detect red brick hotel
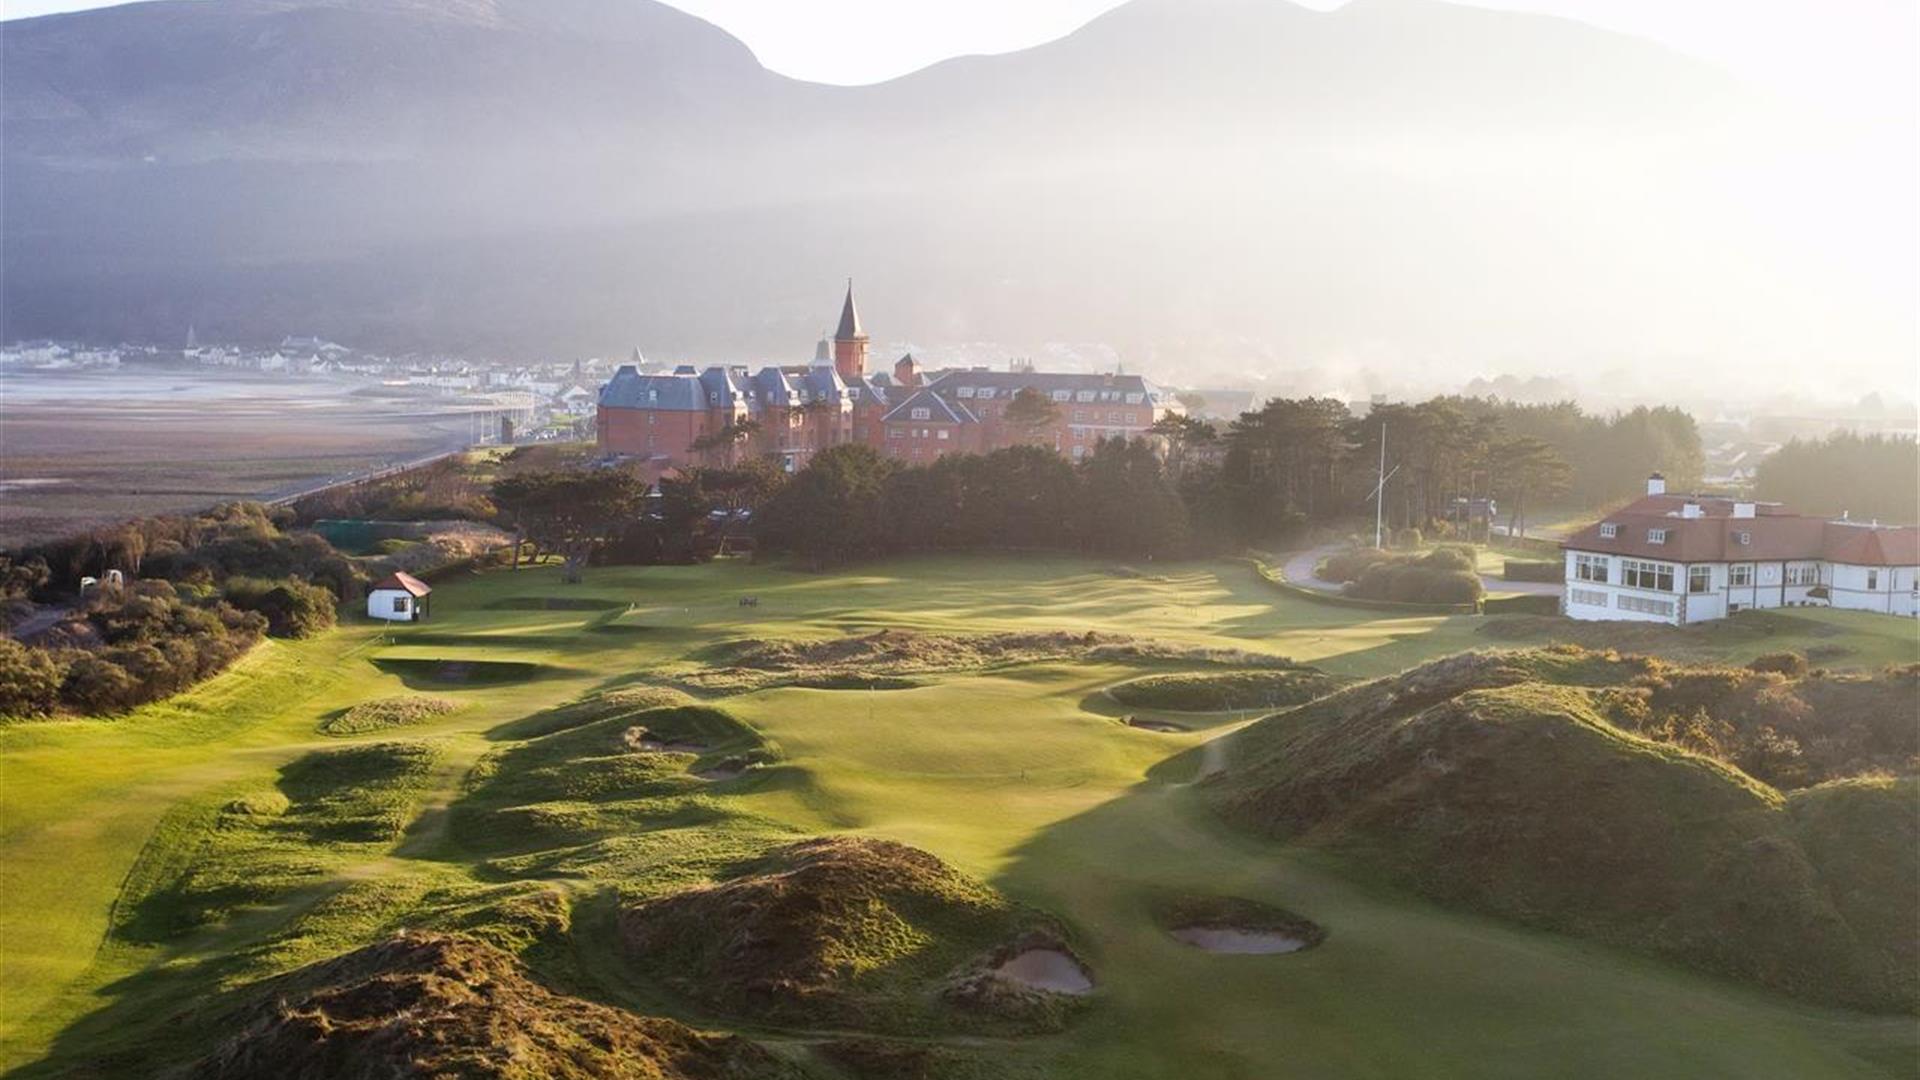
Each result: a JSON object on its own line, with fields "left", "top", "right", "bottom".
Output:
{"left": 597, "top": 283, "right": 1181, "bottom": 473}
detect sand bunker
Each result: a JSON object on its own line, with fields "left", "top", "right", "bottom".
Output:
{"left": 1170, "top": 927, "right": 1313, "bottom": 954}
{"left": 622, "top": 726, "right": 707, "bottom": 755}
{"left": 1126, "top": 717, "right": 1189, "bottom": 733}
{"left": 993, "top": 949, "right": 1093, "bottom": 995}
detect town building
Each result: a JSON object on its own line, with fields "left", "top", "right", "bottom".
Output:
{"left": 1560, "top": 474, "right": 1919, "bottom": 624}
{"left": 596, "top": 283, "right": 1182, "bottom": 473}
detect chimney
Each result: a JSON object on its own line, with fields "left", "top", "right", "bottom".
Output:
{"left": 1646, "top": 472, "right": 1666, "bottom": 496}
{"left": 1732, "top": 502, "right": 1755, "bottom": 519}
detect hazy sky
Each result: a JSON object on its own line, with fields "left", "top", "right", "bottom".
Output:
{"left": 3, "top": 0, "right": 1913, "bottom": 119}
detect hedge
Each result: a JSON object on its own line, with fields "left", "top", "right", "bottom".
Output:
{"left": 1502, "top": 559, "right": 1563, "bottom": 583}
{"left": 1483, "top": 593, "right": 1561, "bottom": 615}
{"left": 1248, "top": 558, "right": 1481, "bottom": 616}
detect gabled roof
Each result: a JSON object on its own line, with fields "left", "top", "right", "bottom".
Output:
{"left": 372, "top": 571, "right": 431, "bottom": 597}
{"left": 599, "top": 366, "right": 705, "bottom": 410}
{"left": 924, "top": 369, "right": 1170, "bottom": 405}
{"left": 1824, "top": 522, "right": 1920, "bottom": 566}
{"left": 1564, "top": 501, "right": 1919, "bottom": 566}
{"left": 835, "top": 281, "right": 865, "bottom": 340}
{"left": 882, "top": 387, "right": 977, "bottom": 425}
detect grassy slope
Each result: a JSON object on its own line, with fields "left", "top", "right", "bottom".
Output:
{"left": 2, "top": 554, "right": 1915, "bottom": 1078}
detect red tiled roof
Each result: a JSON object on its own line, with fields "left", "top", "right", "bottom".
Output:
{"left": 372, "top": 571, "right": 432, "bottom": 597}
{"left": 1565, "top": 503, "right": 1919, "bottom": 567}
{"left": 1823, "top": 522, "right": 1920, "bottom": 566}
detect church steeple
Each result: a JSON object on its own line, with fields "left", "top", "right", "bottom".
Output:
{"left": 831, "top": 279, "right": 869, "bottom": 380}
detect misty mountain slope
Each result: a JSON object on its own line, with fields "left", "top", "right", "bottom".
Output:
{"left": 3, "top": 0, "right": 778, "bottom": 164}
{"left": 1, "top": 0, "right": 1905, "bottom": 386}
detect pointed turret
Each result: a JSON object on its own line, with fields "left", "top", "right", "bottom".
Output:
{"left": 835, "top": 279, "right": 865, "bottom": 342}
{"left": 831, "top": 279, "right": 869, "bottom": 379}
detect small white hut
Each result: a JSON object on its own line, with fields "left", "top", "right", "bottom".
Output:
{"left": 367, "top": 572, "right": 431, "bottom": 622}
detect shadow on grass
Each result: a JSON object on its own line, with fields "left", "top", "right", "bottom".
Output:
{"left": 372, "top": 657, "right": 564, "bottom": 687}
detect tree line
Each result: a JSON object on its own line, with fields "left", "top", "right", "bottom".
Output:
{"left": 1755, "top": 432, "right": 1919, "bottom": 525}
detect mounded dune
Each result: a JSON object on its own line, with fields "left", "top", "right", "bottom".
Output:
{"left": 680, "top": 628, "right": 1294, "bottom": 692}
{"left": 178, "top": 933, "right": 796, "bottom": 1080}
{"left": 619, "top": 837, "right": 1076, "bottom": 1031}
{"left": 320, "top": 694, "right": 459, "bottom": 736}
{"left": 1208, "top": 649, "right": 1919, "bottom": 1013}
{"left": 1109, "top": 668, "right": 1349, "bottom": 712}
{"left": 454, "top": 704, "right": 771, "bottom": 856}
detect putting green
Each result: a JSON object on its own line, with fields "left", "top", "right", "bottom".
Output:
{"left": 1, "top": 555, "right": 1913, "bottom": 1077}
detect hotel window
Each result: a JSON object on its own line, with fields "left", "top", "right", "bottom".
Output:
{"left": 1109, "top": 411, "right": 1123, "bottom": 422}
{"left": 1570, "top": 588, "right": 1608, "bottom": 607}
{"left": 1599, "top": 523, "right": 1618, "bottom": 539}
{"left": 1575, "top": 554, "right": 1609, "bottom": 583}
{"left": 937, "top": 429, "right": 950, "bottom": 440}
{"left": 1077, "top": 390, "right": 1095, "bottom": 402}
{"left": 957, "top": 387, "right": 975, "bottom": 398}
{"left": 1074, "top": 410, "right": 1086, "bottom": 422}
{"left": 1647, "top": 528, "right": 1668, "bottom": 545}
{"left": 1621, "top": 559, "right": 1674, "bottom": 592}
{"left": 1788, "top": 564, "right": 1819, "bottom": 586}
{"left": 911, "top": 407, "right": 931, "bottom": 420}
{"left": 1618, "top": 595, "right": 1675, "bottom": 617}
{"left": 889, "top": 427, "right": 903, "bottom": 440}
{"left": 1126, "top": 392, "right": 1144, "bottom": 404}
{"left": 1052, "top": 390, "right": 1071, "bottom": 402}
{"left": 1729, "top": 564, "right": 1753, "bottom": 587}
{"left": 1868, "top": 569, "right": 1880, "bottom": 590}
{"left": 1688, "top": 565, "right": 1711, "bottom": 593}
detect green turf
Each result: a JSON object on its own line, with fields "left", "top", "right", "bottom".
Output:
{"left": 2, "top": 554, "right": 1914, "bottom": 1078}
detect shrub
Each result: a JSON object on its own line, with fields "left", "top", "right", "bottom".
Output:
{"left": 1391, "top": 527, "right": 1424, "bottom": 549}
{"left": 1503, "top": 559, "right": 1562, "bottom": 583}
{"left": 61, "top": 654, "right": 141, "bottom": 714}
{"left": 0, "top": 639, "right": 68, "bottom": 718}
{"left": 222, "top": 576, "right": 338, "bottom": 639}
{"left": 1748, "top": 652, "right": 1810, "bottom": 678}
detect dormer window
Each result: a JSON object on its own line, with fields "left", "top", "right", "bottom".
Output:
{"left": 957, "top": 387, "right": 976, "bottom": 398}
{"left": 1052, "top": 390, "right": 1071, "bottom": 402}
{"left": 1599, "top": 523, "right": 1618, "bottom": 539}
{"left": 1648, "top": 528, "right": 1667, "bottom": 545}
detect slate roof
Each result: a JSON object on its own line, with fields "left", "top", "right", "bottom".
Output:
{"left": 923, "top": 369, "right": 1171, "bottom": 407}
{"left": 599, "top": 365, "right": 705, "bottom": 410}
{"left": 835, "top": 282, "right": 865, "bottom": 340}
{"left": 882, "top": 388, "right": 977, "bottom": 425}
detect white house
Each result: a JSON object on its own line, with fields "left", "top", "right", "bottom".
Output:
{"left": 1561, "top": 474, "right": 1919, "bottom": 625}
{"left": 367, "top": 572, "right": 432, "bottom": 623}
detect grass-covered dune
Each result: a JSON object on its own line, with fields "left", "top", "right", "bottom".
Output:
{"left": 1107, "top": 668, "right": 1349, "bottom": 712}
{"left": 179, "top": 933, "right": 800, "bottom": 1080}
{"left": 620, "top": 836, "right": 1079, "bottom": 1033}
{"left": 1208, "top": 648, "right": 1919, "bottom": 1013}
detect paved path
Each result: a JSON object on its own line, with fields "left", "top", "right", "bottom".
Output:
{"left": 1277, "top": 544, "right": 1563, "bottom": 599}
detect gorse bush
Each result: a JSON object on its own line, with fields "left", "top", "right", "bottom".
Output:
{"left": 1323, "top": 544, "right": 1484, "bottom": 606}
{"left": 222, "top": 576, "right": 339, "bottom": 639}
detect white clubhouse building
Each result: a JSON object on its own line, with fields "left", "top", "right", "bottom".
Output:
{"left": 1561, "top": 475, "right": 1919, "bottom": 625}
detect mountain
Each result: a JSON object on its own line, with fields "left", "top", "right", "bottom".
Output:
{"left": 3, "top": 0, "right": 1907, "bottom": 391}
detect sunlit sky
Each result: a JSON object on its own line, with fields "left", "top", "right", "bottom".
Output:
{"left": 2, "top": 0, "right": 1914, "bottom": 120}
